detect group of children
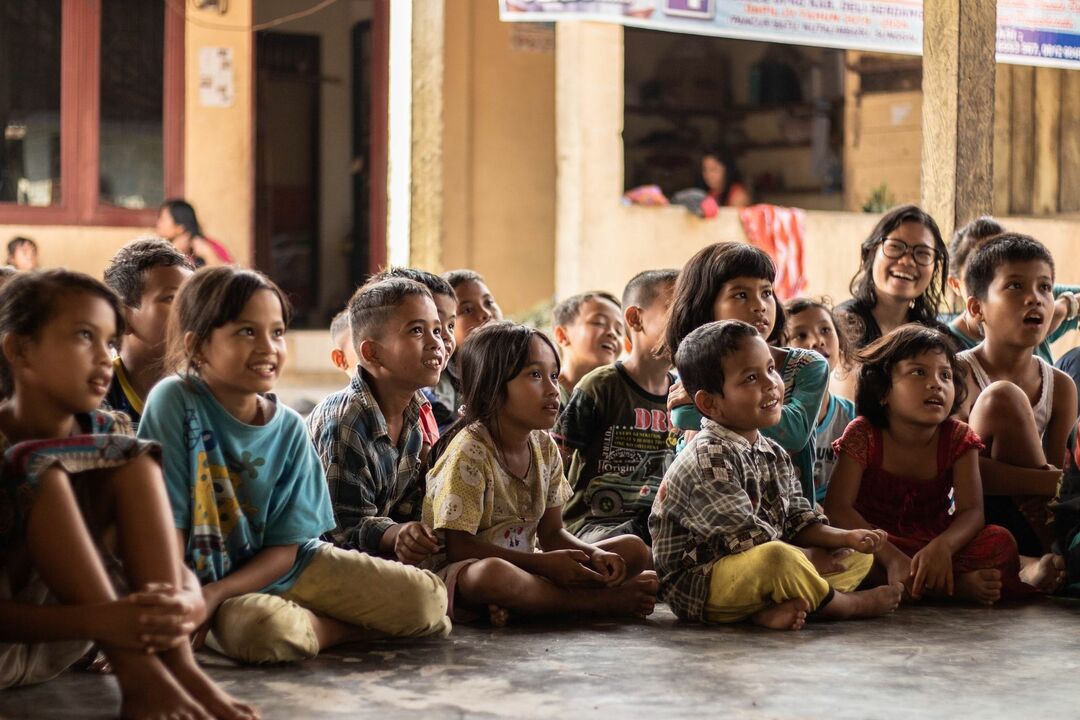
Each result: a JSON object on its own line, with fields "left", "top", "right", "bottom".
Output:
{"left": 0, "top": 204, "right": 1077, "bottom": 718}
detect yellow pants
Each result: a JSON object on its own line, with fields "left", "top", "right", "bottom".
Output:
{"left": 207, "top": 544, "right": 451, "bottom": 664}
{"left": 704, "top": 541, "right": 873, "bottom": 623}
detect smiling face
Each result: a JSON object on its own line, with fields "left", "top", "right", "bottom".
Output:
{"left": 884, "top": 350, "right": 956, "bottom": 427}
{"left": 432, "top": 292, "right": 457, "bottom": 365}
{"left": 697, "top": 334, "right": 782, "bottom": 442}
{"left": 194, "top": 289, "right": 288, "bottom": 399}
{"left": 558, "top": 297, "right": 624, "bottom": 370}
{"left": 453, "top": 279, "right": 503, "bottom": 348}
{"left": 711, "top": 277, "right": 776, "bottom": 338}
{"left": 18, "top": 292, "right": 118, "bottom": 414}
{"left": 971, "top": 259, "right": 1055, "bottom": 348}
{"left": 501, "top": 335, "right": 562, "bottom": 431}
{"left": 786, "top": 306, "right": 841, "bottom": 371}
{"left": 871, "top": 221, "right": 936, "bottom": 304}
{"left": 363, "top": 293, "right": 445, "bottom": 390}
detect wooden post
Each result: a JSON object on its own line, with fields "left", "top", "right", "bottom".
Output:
{"left": 1033, "top": 68, "right": 1062, "bottom": 215}
{"left": 410, "top": 0, "right": 445, "bottom": 271}
{"left": 1061, "top": 71, "right": 1080, "bottom": 212}
{"left": 920, "top": 0, "right": 996, "bottom": 239}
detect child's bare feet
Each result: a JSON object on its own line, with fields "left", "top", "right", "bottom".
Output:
{"left": 111, "top": 653, "right": 211, "bottom": 720}
{"left": 955, "top": 569, "right": 1003, "bottom": 605}
{"left": 751, "top": 598, "right": 809, "bottom": 631}
{"left": 1019, "top": 554, "right": 1066, "bottom": 593}
{"left": 161, "top": 648, "right": 259, "bottom": 720}
{"left": 820, "top": 583, "right": 902, "bottom": 620}
{"left": 604, "top": 571, "right": 659, "bottom": 618}
{"left": 488, "top": 604, "right": 510, "bottom": 627}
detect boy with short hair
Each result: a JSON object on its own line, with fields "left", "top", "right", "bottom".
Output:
{"left": 958, "top": 233, "right": 1073, "bottom": 590}
{"left": 307, "top": 278, "right": 446, "bottom": 566}
{"left": 552, "top": 291, "right": 624, "bottom": 405}
{"left": 329, "top": 309, "right": 359, "bottom": 378}
{"left": 102, "top": 236, "right": 195, "bottom": 430}
{"left": 554, "top": 270, "right": 677, "bottom": 544}
{"left": 649, "top": 320, "right": 901, "bottom": 630}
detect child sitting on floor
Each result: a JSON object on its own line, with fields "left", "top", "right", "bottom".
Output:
{"left": 956, "top": 234, "right": 1071, "bottom": 591}
{"left": 650, "top": 320, "right": 900, "bottom": 631}
{"left": 824, "top": 324, "right": 1032, "bottom": 605}
{"left": 102, "top": 237, "right": 195, "bottom": 431}
{"left": 0, "top": 270, "right": 254, "bottom": 718}
{"left": 139, "top": 268, "right": 450, "bottom": 665}
{"left": 552, "top": 291, "right": 624, "bottom": 405}
{"left": 328, "top": 309, "right": 359, "bottom": 379}
{"left": 307, "top": 278, "right": 446, "bottom": 566}
{"left": 554, "top": 270, "right": 677, "bottom": 544}
{"left": 423, "top": 321, "right": 658, "bottom": 625}
{"left": 784, "top": 297, "right": 857, "bottom": 504}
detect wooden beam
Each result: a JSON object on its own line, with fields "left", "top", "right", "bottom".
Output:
{"left": 992, "top": 64, "right": 1012, "bottom": 216}
{"left": 1033, "top": 68, "right": 1062, "bottom": 215}
{"left": 410, "top": 0, "right": 445, "bottom": 271}
{"left": 920, "top": 0, "right": 996, "bottom": 239}
{"left": 1060, "top": 71, "right": 1080, "bottom": 212}
{"left": 1010, "top": 66, "right": 1035, "bottom": 215}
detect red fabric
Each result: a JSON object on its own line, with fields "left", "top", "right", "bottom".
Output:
{"left": 201, "top": 235, "right": 234, "bottom": 263}
{"left": 834, "top": 417, "right": 1027, "bottom": 599}
{"left": 418, "top": 401, "right": 440, "bottom": 448}
{"left": 738, "top": 204, "right": 807, "bottom": 300}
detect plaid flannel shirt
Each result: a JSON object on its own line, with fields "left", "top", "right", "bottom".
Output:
{"left": 306, "top": 370, "right": 425, "bottom": 553}
{"left": 648, "top": 418, "right": 825, "bottom": 621}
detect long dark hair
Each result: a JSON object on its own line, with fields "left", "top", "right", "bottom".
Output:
{"left": 848, "top": 204, "right": 948, "bottom": 326}
{"left": 165, "top": 266, "right": 292, "bottom": 378}
{"left": 430, "top": 321, "right": 560, "bottom": 462}
{"left": 161, "top": 199, "right": 203, "bottom": 239}
{"left": 663, "top": 241, "right": 784, "bottom": 359}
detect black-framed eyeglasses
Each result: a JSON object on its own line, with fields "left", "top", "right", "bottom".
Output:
{"left": 879, "top": 238, "right": 937, "bottom": 267}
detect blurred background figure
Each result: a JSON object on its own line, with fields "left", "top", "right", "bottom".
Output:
{"left": 6, "top": 236, "right": 39, "bottom": 270}
{"left": 156, "top": 198, "right": 234, "bottom": 268}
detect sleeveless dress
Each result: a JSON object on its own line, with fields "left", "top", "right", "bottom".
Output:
{"left": 833, "top": 417, "right": 1027, "bottom": 599}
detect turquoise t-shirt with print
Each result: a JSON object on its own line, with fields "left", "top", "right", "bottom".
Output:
{"left": 138, "top": 375, "right": 335, "bottom": 595}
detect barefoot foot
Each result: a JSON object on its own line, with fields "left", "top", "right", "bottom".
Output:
{"left": 487, "top": 604, "right": 510, "bottom": 628}
{"left": 820, "top": 583, "right": 902, "bottom": 620}
{"left": 603, "top": 571, "right": 659, "bottom": 618}
{"left": 751, "top": 598, "right": 810, "bottom": 631}
{"left": 1019, "top": 554, "right": 1066, "bottom": 594}
{"left": 109, "top": 652, "right": 211, "bottom": 720}
{"left": 160, "top": 647, "right": 259, "bottom": 720}
{"left": 955, "top": 569, "right": 1003, "bottom": 605}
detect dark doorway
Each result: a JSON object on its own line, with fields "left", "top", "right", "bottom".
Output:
{"left": 255, "top": 31, "right": 320, "bottom": 325}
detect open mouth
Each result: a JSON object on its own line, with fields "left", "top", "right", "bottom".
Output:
{"left": 760, "top": 397, "right": 780, "bottom": 410}
{"left": 88, "top": 376, "right": 111, "bottom": 394}
{"left": 889, "top": 271, "right": 917, "bottom": 282}
{"left": 543, "top": 402, "right": 560, "bottom": 414}
{"left": 249, "top": 362, "right": 278, "bottom": 378}
{"left": 1023, "top": 312, "right": 1044, "bottom": 327}
{"left": 924, "top": 396, "right": 945, "bottom": 408}
{"left": 422, "top": 355, "right": 444, "bottom": 371}
{"left": 599, "top": 341, "right": 618, "bottom": 355}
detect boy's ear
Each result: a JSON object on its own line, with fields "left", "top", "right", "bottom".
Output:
{"left": 121, "top": 305, "right": 136, "bottom": 336}
{"left": 358, "top": 338, "right": 380, "bottom": 366}
{"left": 692, "top": 388, "right": 722, "bottom": 420}
{"left": 1, "top": 333, "right": 26, "bottom": 372}
{"left": 624, "top": 305, "right": 643, "bottom": 333}
{"left": 966, "top": 295, "right": 984, "bottom": 323}
{"left": 330, "top": 348, "right": 348, "bottom": 372}
{"left": 553, "top": 324, "right": 571, "bottom": 347}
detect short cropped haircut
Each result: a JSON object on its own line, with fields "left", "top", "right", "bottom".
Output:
{"left": 0, "top": 269, "right": 125, "bottom": 396}
{"left": 329, "top": 309, "right": 350, "bottom": 344}
{"left": 622, "top": 269, "right": 678, "bottom": 309}
{"left": 948, "top": 216, "right": 1005, "bottom": 280}
{"left": 6, "top": 236, "right": 36, "bottom": 261}
{"left": 674, "top": 320, "right": 759, "bottom": 398}
{"left": 855, "top": 324, "right": 967, "bottom": 429}
{"left": 443, "top": 269, "right": 485, "bottom": 290}
{"left": 963, "top": 233, "right": 1055, "bottom": 302}
{"left": 369, "top": 266, "right": 455, "bottom": 300}
{"left": 104, "top": 236, "right": 195, "bottom": 307}
{"left": 552, "top": 291, "right": 621, "bottom": 328}
{"left": 348, "top": 278, "right": 432, "bottom": 344}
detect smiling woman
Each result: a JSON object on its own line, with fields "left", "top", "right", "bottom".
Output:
{"left": 836, "top": 204, "right": 950, "bottom": 349}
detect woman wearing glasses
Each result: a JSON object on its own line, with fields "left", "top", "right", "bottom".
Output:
{"left": 836, "top": 205, "right": 950, "bottom": 351}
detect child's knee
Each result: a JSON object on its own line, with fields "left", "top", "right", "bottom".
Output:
{"left": 975, "top": 381, "right": 1032, "bottom": 422}
{"left": 210, "top": 593, "right": 319, "bottom": 664}
{"left": 459, "top": 557, "right": 522, "bottom": 600}
{"left": 602, "top": 534, "right": 652, "bottom": 570}
{"left": 391, "top": 568, "right": 451, "bottom": 637}
{"left": 753, "top": 541, "right": 810, "bottom": 576}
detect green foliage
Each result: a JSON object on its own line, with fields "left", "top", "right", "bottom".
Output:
{"left": 862, "top": 183, "right": 895, "bottom": 213}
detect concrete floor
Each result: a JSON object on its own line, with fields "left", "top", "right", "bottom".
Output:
{"left": 2, "top": 599, "right": 1079, "bottom": 720}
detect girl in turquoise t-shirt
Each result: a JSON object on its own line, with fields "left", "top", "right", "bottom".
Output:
{"left": 665, "top": 242, "right": 829, "bottom": 500}
{"left": 139, "top": 266, "right": 450, "bottom": 665}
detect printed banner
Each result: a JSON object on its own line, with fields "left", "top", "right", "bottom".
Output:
{"left": 499, "top": 1, "right": 1080, "bottom": 70}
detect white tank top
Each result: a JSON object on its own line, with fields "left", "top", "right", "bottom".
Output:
{"left": 958, "top": 349, "right": 1054, "bottom": 437}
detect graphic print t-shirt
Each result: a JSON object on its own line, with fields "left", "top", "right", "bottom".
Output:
{"left": 553, "top": 363, "right": 675, "bottom": 535}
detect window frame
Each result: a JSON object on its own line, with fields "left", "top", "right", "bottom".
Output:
{"left": 0, "top": 0, "right": 184, "bottom": 226}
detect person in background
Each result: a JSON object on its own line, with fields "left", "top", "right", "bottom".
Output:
{"left": 6, "top": 237, "right": 38, "bottom": 271}
{"left": 156, "top": 199, "right": 233, "bottom": 269}
{"left": 700, "top": 149, "right": 750, "bottom": 208}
